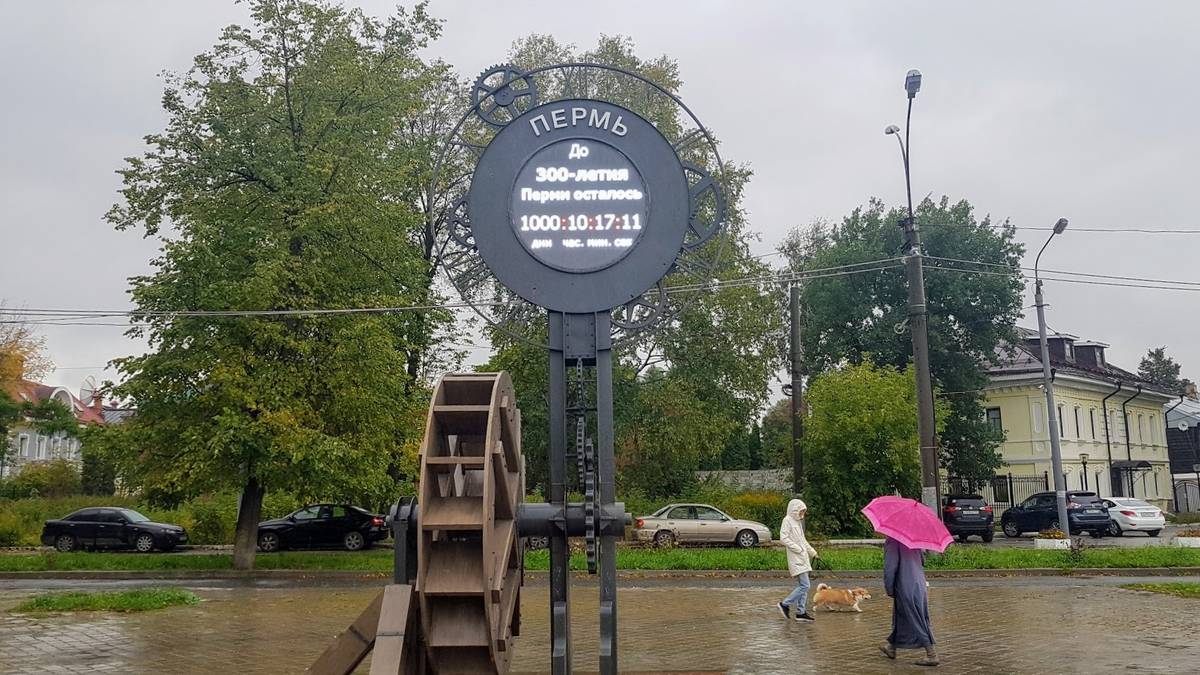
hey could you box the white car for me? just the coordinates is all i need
[634,504,773,548]
[1101,498,1165,537]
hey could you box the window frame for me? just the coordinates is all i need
[985,407,1003,434]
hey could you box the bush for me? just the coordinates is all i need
[183,497,237,545]
[0,510,24,547]
[7,460,82,499]
[1168,512,1200,525]
[723,492,789,537]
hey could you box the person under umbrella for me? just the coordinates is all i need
[861,496,950,667]
[777,498,819,622]
[880,535,937,666]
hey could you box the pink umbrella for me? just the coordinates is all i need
[861,496,953,553]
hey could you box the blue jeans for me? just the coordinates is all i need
[783,571,811,613]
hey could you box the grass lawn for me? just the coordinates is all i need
[2,546,1199,574]
[1121,583,1200,598]
[8,588,201,613]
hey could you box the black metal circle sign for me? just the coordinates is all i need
[468,99,689,313]
[510,139,648,273]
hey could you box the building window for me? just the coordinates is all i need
[1090,409,1098,440]
[36,437,46,460]
[986,407,1003,434]
[1150,415,1158,444]
[18,435,29,457]
[1074,407,1082,439]
[1138,415,1145,444]
[1057,405,1065,438]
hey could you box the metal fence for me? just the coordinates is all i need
[942,473,1050,516]
[1175,480,1200,514]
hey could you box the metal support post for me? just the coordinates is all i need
[1035,280,1071,535]
[547,312,571,674]
[901,217,941,511]
[595,312,618,675]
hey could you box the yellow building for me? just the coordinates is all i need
[984,328,1173,509]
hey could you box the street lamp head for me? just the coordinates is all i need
[884,125,901,135]
[905,69,922,99]
[1053,218,1069,235]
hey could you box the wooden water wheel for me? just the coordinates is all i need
[308,372,525,675]
[417,372,525,673]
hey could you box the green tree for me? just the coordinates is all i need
[1138,347,1194,393]
[760,398,794,470]
[484,35,786,498]
[803,361,949,536]
[104,0,446,569]
[780,197,1024,482]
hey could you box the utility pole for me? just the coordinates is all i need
[790,284,804,495]
[888,69,940,511]
[1035,218,1072,535]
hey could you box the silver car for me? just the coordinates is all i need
[634,503,773,548]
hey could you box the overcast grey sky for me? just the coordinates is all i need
[2,1,1198,395]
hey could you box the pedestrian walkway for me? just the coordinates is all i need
[0,577,1197,673]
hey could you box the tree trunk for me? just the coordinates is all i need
[233,476,265,571]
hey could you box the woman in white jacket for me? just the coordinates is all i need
[778,498,819,622]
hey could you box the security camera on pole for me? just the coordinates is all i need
[1036,218,1072,536]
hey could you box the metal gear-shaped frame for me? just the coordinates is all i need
[430,62,730,350]
[472,64,540,127]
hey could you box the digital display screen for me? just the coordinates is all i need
[510,139,648,272]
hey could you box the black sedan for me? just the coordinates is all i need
[41,508,188,553]
[257,504,388,552]
[1001,490,1110,538]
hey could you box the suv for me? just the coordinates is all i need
[941,494,994,543]
[1000,491,1110,538]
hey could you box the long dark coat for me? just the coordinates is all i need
[883,536,936,649]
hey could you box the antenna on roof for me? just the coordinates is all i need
[80,376,98,406]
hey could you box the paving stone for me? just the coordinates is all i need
[0,580,1197,673]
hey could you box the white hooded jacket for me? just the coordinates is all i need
[780,498,818,576]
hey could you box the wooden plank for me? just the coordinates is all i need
[499,398,521,468]
[425,455,487,472]
[421,497,484,530]
[307,590,383,674]
[430,648,495,674]
[427,598,490,647]
[423,541,485,595]
[432,405,492,435]
[369,585,414,675]
[490,519,516,603]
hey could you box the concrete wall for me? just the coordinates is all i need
[695,469,791,492]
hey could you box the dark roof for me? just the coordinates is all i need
[1110,460,1152,470]
[988,327,1169,395]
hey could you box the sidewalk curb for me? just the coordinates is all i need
[0,570,390,581]
[4,567,1200,582]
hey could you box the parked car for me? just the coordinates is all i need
[257,504,388,552]
[634,504,772,548]
[1101,497,1165,537]
[41,507,188,553]
[1000,490,1110,538]
[941,493,995,543]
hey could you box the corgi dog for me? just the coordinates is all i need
[812,583,872,612]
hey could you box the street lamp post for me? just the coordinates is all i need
[1080,454,1090,491]
[1036,218,1072,535]
[885,69,941,511]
